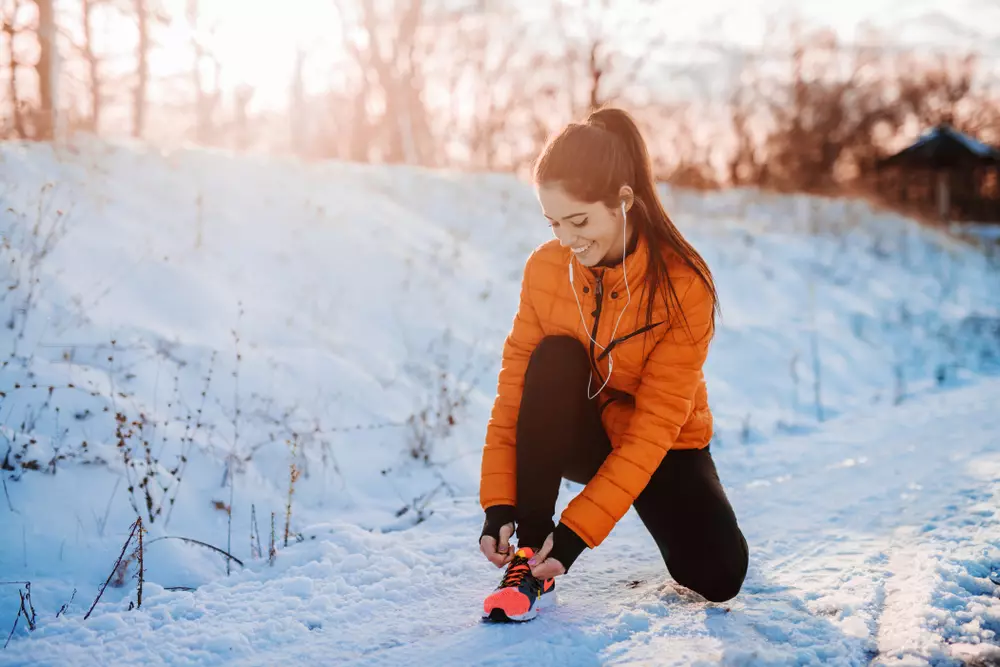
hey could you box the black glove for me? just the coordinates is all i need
[480,504,516,547]
[546,522,588,573]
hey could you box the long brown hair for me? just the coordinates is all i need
[533,106,719,335]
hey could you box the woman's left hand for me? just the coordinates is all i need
[528,532,567,579]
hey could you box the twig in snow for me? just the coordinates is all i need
[107,338,118,414]
[225,454,234,577]
[321,419,409,434]
[19,585,35,631]
[96,476,121,538]
[284,435,300,548]
[226,303,243,576]
[807,282,824,422]
[134,519,144,610]
[85,518,141,619]
[145,536,244,568]
[56,588,77,618]
[3,598,22,650]
[269,512,276,566]
[250,504,262,560]
[164,350,216,528]
[2,478,15,513]
[3,582,36,648]
[3,191,70,357]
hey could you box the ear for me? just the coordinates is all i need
[618,185,635,214]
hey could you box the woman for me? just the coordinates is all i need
[478,107,749,623]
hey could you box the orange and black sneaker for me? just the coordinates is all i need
[482,546,556,622]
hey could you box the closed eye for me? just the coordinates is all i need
[545,214,588,228]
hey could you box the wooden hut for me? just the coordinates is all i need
[876,124,1000,224]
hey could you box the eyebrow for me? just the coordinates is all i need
[544,212,588,221]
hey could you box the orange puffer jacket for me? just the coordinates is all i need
[480,235,715,549]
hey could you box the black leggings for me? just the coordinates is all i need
[514,335,749,603]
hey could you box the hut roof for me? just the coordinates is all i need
[878,124,1000,170]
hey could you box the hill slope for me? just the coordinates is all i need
[0,139,998,665]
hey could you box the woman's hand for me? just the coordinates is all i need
[528,532,567,579]
[480,522,515,567]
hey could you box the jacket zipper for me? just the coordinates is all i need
[588,272,663,416]
[589,273,606,388]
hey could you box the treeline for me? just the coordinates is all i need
[2,0,999,195]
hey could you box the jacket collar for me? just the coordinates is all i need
[570,233,649,294]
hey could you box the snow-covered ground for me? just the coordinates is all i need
[0,138,998,666]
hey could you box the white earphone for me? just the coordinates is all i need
[568,199,633,399]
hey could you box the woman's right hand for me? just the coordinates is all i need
[479,522,515,567]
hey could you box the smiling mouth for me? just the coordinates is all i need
[572,241,595,255]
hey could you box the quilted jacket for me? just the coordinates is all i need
[480,235,715,548]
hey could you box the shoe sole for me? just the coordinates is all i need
[482,590,556,623]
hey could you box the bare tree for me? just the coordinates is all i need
[895,51,978,130]
[654,103,719,189]
[727,54,765,187]
[127,0,168,139]
[186,0,220,144]
[132,0,149,138]
[2,0,25,137]
[289,47,306,155]
[551,0,663,117]
[79,0,102,131]
[426,3,548,171]
[232,83,253,150]
[34,0,57,139]
[731,20,982,193]
[332,0,437,164]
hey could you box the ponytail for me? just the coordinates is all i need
[534,106,719,334]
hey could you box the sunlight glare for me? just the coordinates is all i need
[157,0,346,110]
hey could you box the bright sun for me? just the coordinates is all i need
[150,0,346,110]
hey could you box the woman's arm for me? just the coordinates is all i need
[480,253,546,512]
[557,275,715,551]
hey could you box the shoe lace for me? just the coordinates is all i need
[500,553,532,588]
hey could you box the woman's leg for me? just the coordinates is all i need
[632,448,749,602]
[513,335,611,549]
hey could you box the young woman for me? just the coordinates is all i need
[478,107,749,622]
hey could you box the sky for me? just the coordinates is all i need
[130,0,1000,111]
[152,0,349,105]
[35,0,999,131]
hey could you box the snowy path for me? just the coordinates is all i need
[4,378,997,667]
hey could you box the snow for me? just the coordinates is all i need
[952,222,1000,243]
[1,137,999,665]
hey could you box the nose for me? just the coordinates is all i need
[553,228,577,248]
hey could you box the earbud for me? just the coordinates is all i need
[563,193,633,402]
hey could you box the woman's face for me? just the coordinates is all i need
[537,184,629,268]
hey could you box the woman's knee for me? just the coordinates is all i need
[517,335,595,447]
[524,335,590,387]
[670,534,749,603]
[689,569,746,603]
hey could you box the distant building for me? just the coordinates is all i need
[875,124,1000,225]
